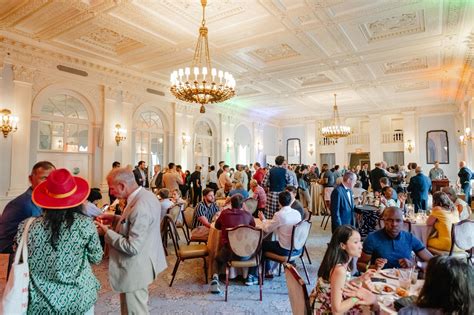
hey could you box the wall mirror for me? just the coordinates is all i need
[287,138,301,164]
[426,130,449,164]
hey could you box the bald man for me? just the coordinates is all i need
[458,161,472,205]
[407,166,431,212]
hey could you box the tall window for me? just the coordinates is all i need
[38,94,89,152]
[134,111,165,168]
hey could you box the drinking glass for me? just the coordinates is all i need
[411,269,419,285]
[399,269,411,290]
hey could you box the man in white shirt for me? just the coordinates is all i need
[207,165,219,192]
[158,188,174,220]
[258,191,302,277]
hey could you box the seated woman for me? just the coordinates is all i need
[426,191,460,252]
[309,225,378,314]
[380,186,407,211]
[399,255,472,315]
[228,182,249,199]
[441,186,472,220]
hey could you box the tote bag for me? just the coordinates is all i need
[1,217,35,315]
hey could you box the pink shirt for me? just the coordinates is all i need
[252,185,267,209]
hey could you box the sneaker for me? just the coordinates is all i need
[210,274,221,294]
[245,274,259,286]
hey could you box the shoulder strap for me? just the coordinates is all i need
[14,217,35,265]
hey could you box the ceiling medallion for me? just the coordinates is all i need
[321,94,351,139]
[170,0,236,113]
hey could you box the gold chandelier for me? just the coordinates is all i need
[321,94,351,139]
[170,0,236,113]
[1,109,19,138]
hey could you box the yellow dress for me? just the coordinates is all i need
[427,206,460,251]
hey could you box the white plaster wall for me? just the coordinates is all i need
[263,124,279,156]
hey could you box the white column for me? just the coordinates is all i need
[369,114,383,165]
[101,87,121,190]
[402,111,418,166]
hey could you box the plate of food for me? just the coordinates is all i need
[372,283,397,295]
[395,287,410,298]
[380,268,400,279]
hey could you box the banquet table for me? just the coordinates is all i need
[375,270,424,315]
[310,182,324,215]
[207,219,263,277]
[409,221,432,245]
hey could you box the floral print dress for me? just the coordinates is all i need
[309,270,364,315]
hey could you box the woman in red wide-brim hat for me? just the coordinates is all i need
[15,168,103,314]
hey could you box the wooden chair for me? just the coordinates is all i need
[263,220,312,284]
[163,214,209,287]
[284,263,311,315]
[303,211,313,265]
[320,193,331,230]
[243,198,258,215]
[225,225,263,301]
[428,219,473,262]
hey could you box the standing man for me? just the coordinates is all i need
[330,171,357,232]
[150,164,162,192]
[218,165,232,189]
[262,156,294,219]
[0,161,55,260]
[369,162,386,193]
[109,161,121,203]
[190,165,202,207]
[216,161,225,185]
[206,165,219,193]
[96,168,167,314]
[253,162,265,186]
[163,163,184,192]
[133,161,149,188]
[407,166,432,212]
[359,163,370,190]
[458,161,472,206]
[429,161,445,180]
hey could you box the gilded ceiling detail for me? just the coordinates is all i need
[251,44,300,62]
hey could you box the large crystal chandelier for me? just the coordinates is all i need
[170,0,236,113]
[321,94,351,139]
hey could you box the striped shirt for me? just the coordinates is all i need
[192,201,220,228]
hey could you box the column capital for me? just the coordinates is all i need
[12,64,35,83]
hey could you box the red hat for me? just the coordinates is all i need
[32,168,90,209]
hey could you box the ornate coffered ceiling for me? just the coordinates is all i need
[0,0,473,120]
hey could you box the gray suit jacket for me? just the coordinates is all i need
[105,188,167,292]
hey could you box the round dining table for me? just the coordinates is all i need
[409,221,432,245]
[310,182,323,215]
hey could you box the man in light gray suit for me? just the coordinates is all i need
[96,168,167,314]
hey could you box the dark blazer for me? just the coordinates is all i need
[330,184,355,232]
[133,167,149,188]
[369,167,385,192]
[458,167,472,187]
[407,173,431,211]
[359,169,370,190]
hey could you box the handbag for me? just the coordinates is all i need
[1,217,35,315]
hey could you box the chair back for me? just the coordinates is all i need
[227,225,262,258]
[292,220,312,251]
[283,263,311,315]
[243,198,258,214]
[167,205,181,223]
[183,207,195,229]
[162,214,180,255]
[450,219,474,254]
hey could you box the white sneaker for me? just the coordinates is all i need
[210,274,221,294]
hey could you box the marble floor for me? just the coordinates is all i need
[1,216,331,315]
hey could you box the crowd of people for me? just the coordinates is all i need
[0,156,472,314]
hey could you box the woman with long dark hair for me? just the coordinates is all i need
[399,255,473,315]
[15,169,102,314]
[309,225,377,314]
[426,191,460,252]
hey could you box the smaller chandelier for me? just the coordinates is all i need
[170,0,236,113]
[114,124,126,146]
[1,108,19,138]
[321,94,351,139]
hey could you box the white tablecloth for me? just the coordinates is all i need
[310,182,324,215]
[376,271,424,314]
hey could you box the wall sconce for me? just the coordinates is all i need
[114,124,127,146]
[406,140,414,153]
[459,127,472,145]
[308,144,314,156]
[182,132,191,149]
[225,138,232,152]
[257,141,263,152]
[159,137,163,144]
[1,108,19,138]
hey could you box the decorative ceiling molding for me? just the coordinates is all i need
[383,56,428,74]
[360,11,425,42]
[250,43,300,62]
[395,81,430,93]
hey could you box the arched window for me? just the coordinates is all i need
[38,94,89,152]
[134,110,165,168]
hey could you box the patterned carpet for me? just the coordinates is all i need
[1,217,331,315]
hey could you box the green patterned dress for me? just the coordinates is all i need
[16,212,103,314]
